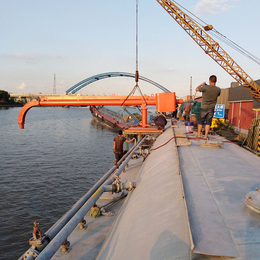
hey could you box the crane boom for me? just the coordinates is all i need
[157,0,260,101]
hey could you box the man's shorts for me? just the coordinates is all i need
[114,151,123,162]
[198,107,215,125]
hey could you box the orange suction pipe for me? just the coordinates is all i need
[141,104,148,128]
[18,93,182,129]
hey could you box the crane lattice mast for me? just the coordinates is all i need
[157,0,260,101]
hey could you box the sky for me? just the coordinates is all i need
[1,0,260,98]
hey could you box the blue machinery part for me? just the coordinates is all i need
[65,72,171,94]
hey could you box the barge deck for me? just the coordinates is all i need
[21,121,260,260]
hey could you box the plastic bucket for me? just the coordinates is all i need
[185,122,194,133]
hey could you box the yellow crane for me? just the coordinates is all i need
[156,0,260,101]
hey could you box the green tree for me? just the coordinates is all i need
[0,90,10,102]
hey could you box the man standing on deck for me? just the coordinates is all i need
[114,130,135,166]
[196,75,221,140]
[183,100,192,121]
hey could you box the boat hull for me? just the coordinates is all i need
[90,106,129,131]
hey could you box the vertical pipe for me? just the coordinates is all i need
[141,104,147,128]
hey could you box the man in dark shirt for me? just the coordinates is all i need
[113,130,135,165]
[153,114,167,130]
[196,75,221,140]
[183,100,192,121]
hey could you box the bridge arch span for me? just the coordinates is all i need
[66,72,170,94]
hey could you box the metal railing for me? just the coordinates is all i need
[20,136,147,260]
[244,119,260,155]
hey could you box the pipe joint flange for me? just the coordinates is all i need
[115,181,123,193]
[29,238,42,248]
[61,239,70,252]
[24,248,39,259]
[113,175,120,182]
[112,176,123,193]
[110,184,117,193]
[126,180,133,191]
[78,218,87,229]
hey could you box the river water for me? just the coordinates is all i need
[0,107,116,259]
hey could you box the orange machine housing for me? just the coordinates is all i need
[156,92,176,112]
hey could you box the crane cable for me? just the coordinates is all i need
[121,0,147,107]
[136,0,138,74]
[208,30,260,65]
[172,0,260,66]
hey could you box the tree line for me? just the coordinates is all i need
[0,90,22,104]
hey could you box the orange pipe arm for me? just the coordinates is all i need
[18,100,40,129]
[18,93,180,129]
[18,95,157,129]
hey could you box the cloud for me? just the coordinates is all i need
[6,53,38,61]
[4,53,62,61]
[51,54,62,59]
[17,83,27,90]
[194,0,237,16]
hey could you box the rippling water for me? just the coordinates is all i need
[0,107,115,259]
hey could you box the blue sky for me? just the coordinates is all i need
[1,0,259,98]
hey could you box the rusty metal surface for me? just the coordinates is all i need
[173,123,192,146]
[197,140,223,148]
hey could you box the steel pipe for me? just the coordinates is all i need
[46,138,139,239]
[36,136,146,260]
[102,181,136,193]
[22,136,147,260]
[20,138,144,260]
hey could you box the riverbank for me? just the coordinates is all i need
[0,103,23,108]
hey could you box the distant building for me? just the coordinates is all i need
[228,80,260,133]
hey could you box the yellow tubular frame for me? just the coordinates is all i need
[157,0,260,101]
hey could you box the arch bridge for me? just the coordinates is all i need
[66,72,170,94]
